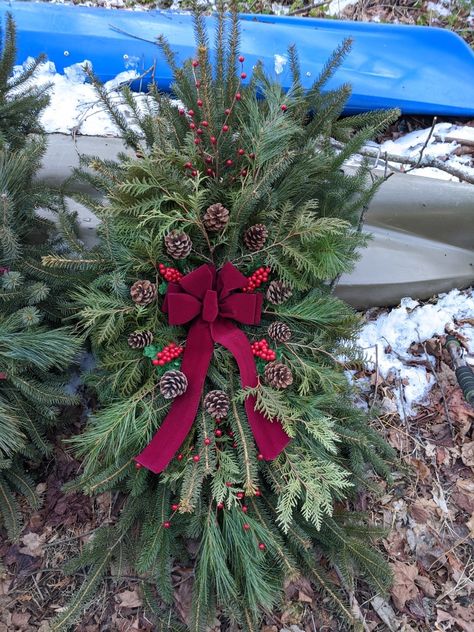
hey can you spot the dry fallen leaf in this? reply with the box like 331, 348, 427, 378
10, 612, 31, 629
19, 532, 45, 558
116, 589, 143, 609
461, 442, 474, 467
414, 575, 436, 598
390, 561, 419, 610
466, 513, 474, 539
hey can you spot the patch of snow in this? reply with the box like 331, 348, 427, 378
326, 0, 359, 16
13, 57, 142, 136
274, 54, 288, 75
427, 1, 451, 17
356, 289, 474, 415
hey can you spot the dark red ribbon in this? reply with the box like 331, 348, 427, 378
135, 262, 290, 473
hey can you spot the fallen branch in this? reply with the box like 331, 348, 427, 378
332, 139, 474, 185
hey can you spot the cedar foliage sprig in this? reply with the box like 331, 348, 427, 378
46, 2, 398, 628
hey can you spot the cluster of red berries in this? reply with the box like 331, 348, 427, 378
152, 343, 184, 367
157, 263, 183, 282
251, 339, 276, 362
242, 266, 271, 292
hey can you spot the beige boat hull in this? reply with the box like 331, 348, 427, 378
40, 134, 474, 308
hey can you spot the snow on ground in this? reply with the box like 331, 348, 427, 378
13, 57, 144, 136
355, 289, 474, 416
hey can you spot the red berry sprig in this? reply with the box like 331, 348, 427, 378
242, 266, 271, 293
251, 339, 276, 362
152, 342, 184, 366
158, 263, 183, 282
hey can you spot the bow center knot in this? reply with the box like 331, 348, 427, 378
202, 289, 219, 322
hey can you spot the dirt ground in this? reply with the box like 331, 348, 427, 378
1, 312, 473, 631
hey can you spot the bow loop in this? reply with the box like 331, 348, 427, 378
136, 262, 289, 473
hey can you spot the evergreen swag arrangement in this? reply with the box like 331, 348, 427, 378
0, 13, 81, 539
45, 5, 399, 629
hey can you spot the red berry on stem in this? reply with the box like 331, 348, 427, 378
201, 120, 209, 127
197, 128, 203, 135
206, 168, 213, 176
222, 125, 229, 132
204, 437, 211, 446
217, 502, 224, 509
152, 359, 159, 366
189, 122, 196, 130
188, 109, 195, 117
257, 453, 264, 461
258, 542, 266, 550
226, 159, 233, 167
225, 108, 231, 115
243, 523, 250, 531
210, 136, 217, 144
238, 55, 245, 62
241, 72, 247, 79
171, 503, 179, 511
205, 156, 213, 164
191, 170, 198, 176
177, 454, 184, 461
135, 462, 142, 469
163, 521, 171, 528
215, 429, 223, 437
235, 92, 242, 100
237, 148, 245, 155
195, 80, 201, 88
178, 108, 185, 116
225, 482, 233, 487
184, 161, 192, 169
197, 99, 203, 107
237, 492, 245, 500
249, 152, 255, 159
192, 60, 199, 67
255, 489, 262, 497
193, 454, 200, 463
242, 505, 248, 513
281, 104, 288, 112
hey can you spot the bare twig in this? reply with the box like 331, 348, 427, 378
406, 116, 438, 172
419, 337, 455, 441
332, 139, 474, 184
289, 1, 328, 15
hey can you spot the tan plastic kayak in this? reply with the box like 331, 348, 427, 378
40, 134, 474, 308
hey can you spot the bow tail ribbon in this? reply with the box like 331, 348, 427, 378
135, 317, 290, 474
211, 318, 290, 460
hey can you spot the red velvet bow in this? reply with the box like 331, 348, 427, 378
135, 262, 290, 473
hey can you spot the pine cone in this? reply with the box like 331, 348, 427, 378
130, 280, 157, 305
264, 362, 293, 389
244, 224, 268, 251
268, 321, 291, 343
164, 230, 193, 259
266, 280, 292, 305
128, 330, 154, 349
160, 370, 188, 399
203, 203, 230, 232
204, 390, 230, 418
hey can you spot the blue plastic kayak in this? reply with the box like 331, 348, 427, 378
2, 1, 474, 116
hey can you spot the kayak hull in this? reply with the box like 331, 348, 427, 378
39, 134, 474, 308
2, 2, 474, 116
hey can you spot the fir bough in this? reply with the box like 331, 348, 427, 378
0, 17, 81, 539
0, 12, 50, 150
47, 3, 398, 628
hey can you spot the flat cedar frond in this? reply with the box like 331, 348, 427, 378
46, 2, 398, 628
